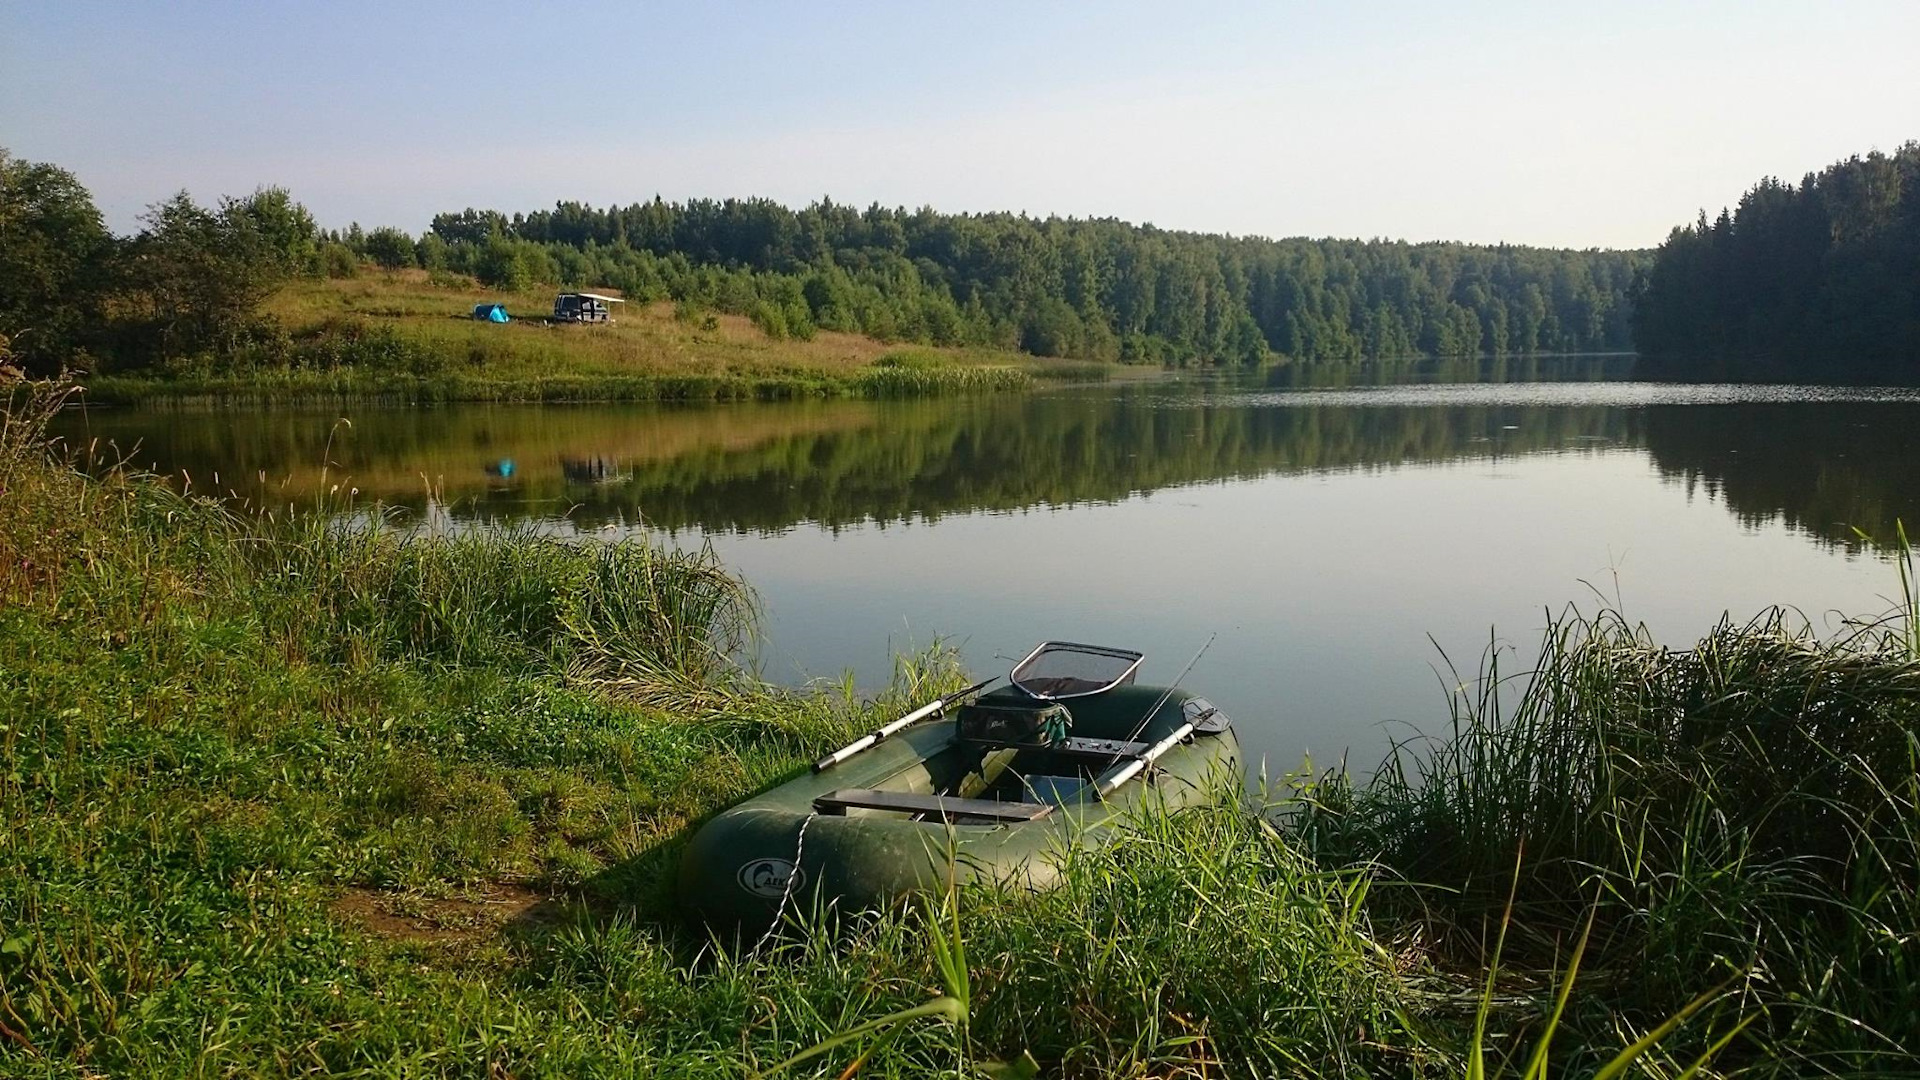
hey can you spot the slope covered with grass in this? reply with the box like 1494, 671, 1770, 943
84, 272, 1067, 406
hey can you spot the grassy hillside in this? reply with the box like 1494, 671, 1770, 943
85, 271, 1094, 405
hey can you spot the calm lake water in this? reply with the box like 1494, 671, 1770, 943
55, 365, 1920, 775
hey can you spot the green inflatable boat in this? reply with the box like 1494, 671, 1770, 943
678, 641, 1239, 927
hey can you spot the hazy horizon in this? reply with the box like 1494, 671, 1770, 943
5, 1, 1916, 250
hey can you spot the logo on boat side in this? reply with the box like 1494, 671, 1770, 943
738, 858, 804, 900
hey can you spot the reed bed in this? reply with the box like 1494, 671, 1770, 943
1315, 600, 1920, 1076
853, 363, 1032, 398
254, 511, 757, 705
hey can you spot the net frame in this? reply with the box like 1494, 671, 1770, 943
1009, 640, 1145, 700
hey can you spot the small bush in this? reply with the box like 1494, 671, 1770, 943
364, 227, 417, 270
749, 300, 788, 340
321, 242, 359, 279
782, 301, 816, 341
476, 237, 530, 290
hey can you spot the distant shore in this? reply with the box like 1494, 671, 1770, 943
74, 272, 1108, 406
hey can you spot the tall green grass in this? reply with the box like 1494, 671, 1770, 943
1319, 599, 1920, 1076
1884, 519, 1918, 657
853, 360, 1031, 398
251, 509, 756, 706
5, 413, 757, 716
958, 782, 1425, 1075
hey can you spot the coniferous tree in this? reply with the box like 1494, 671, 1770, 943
1634, 143, 1920, 381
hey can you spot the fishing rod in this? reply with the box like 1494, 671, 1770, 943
813, 675, 1000, 772
1095, 633, 1216, 796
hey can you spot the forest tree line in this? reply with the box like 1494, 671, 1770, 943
1633, 142, 1920, 381
414, 198, 1643, 364
12, 135, 1919, 382
1, 147, 1642, 376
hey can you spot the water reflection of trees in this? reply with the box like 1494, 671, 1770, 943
1643, 403, 1920, 550
55, 391, 1920, 547
564, 399, 1640, 533
58, 392, 1641, 531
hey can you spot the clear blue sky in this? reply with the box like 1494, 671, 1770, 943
4, 1, 1915, 247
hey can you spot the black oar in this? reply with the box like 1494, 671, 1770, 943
813, 675, 999, 772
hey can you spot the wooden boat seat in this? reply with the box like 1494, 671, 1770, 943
814, 788, 1057, 821
960, 735, 1150, 759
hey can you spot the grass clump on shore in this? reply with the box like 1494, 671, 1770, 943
5, 373, 1919, 1076
1315, 596, 1920, 1077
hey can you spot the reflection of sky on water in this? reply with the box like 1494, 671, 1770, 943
690, 450, 1899, 777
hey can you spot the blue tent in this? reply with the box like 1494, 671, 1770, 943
471, 303, 510, 323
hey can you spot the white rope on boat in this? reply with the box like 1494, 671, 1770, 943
750, 812, 815, 954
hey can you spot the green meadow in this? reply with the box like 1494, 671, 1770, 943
79, 271, 1067, 407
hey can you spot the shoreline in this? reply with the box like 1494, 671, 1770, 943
75, 363, 1047, 409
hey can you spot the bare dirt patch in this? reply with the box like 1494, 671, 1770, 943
330, 884, 549, 947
